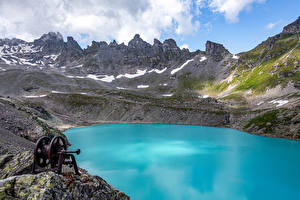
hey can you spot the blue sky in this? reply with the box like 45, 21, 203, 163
0, 0, 299, 54
166, 0, 300, 53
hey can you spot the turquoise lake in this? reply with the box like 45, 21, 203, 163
65, 124, 300, 200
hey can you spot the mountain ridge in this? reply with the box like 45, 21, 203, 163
0, 17, 299, 139
0, 15, 299, 200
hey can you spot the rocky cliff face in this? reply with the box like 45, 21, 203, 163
0, 172, 129, 200
205, 41, 230, 61
81, 34, 195, 74
0, 97, 129, 199
0, 32, 82, 68
282, 17, 300, 34
0, 16, 300, 200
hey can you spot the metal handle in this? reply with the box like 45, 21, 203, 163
60, 149, 80, 155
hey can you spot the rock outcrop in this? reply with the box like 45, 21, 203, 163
0, 31, 83, 67
81, 34, 194, 74
205, 41, 231, 61
0, 97, 130, 199
282, 16, 300, 34
0, 171, 129, 200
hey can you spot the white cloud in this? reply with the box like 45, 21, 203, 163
180, 44, 190, 50
266, 20, 282, 30
266, 22, 276, 29
208, 0, 266, 23
195, 0, 206, 15
0, 0, 200, 46
0, 0, 268, 46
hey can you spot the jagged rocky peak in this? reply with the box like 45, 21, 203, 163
163, 39, 179, 49
162, 39, 180, 53
0, 38, 26, 46
66, 36, 82, 51
33, 32, 65, 54
153, 38, 162, 46
35, 32, 64, 43
128, 34, 151, 49
99, 41, 108, 47
282, 16, 300, 34
152, 38, 163, 54
109, 40, 118, 47
205, 41, 230, 61
66, 36, 75, 43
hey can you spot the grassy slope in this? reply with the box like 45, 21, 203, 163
203, 33, 300, 99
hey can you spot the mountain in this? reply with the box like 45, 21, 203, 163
0, 17, 299, 136
0, 16, 300, 199
282, 16, 300, 34
0, 30, 239, 98
0, 32, 82, 68
204, 17, 300, 98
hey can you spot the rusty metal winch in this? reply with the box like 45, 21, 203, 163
32, 136, 81, 175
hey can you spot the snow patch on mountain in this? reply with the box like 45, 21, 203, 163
148, 67, 167, 74
232, 55, 239, 59
70, 64, 83, 69
99, 75, 115, 82
51, 91, 66, 94
23, 94, 47, 98
199, 95, 209, 98
116, 87, 127, 90
200, 56, 207, 62
171, 59, 194, 75
116, 69, 147, 79
257, 101, 264, 105
162, 93, 173, 97
137, 85, 149, 88
44, 54, 60, 61
87, 74, 115, 82
269, 99, 288, 107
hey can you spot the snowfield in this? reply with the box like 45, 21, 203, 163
200, 56, 207, 62
116, 69, 147, 79
162, 94, 173, 97
87, 74, 115, 82
148, 67, 167, 74
170, 59, 194, 75
269, 100, 289, 107
232, 54, 239, 59
137, 85, 149, 89
23, 94, 47, 98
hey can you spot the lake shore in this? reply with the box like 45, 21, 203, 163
60, 120, 300, 141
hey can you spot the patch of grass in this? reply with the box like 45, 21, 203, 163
176, 73, 214, 93
222, 93, 246, 102
182, 34, 299, 96
244, 110, 279, 133
241, 33, 299, 64
235, 70, 281, 93
292, 71, 300, 81
50, 93, 109, 107
211, 81, 231, 93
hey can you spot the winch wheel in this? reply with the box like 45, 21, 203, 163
34, 136, 51, 168
49, 136, 67, 166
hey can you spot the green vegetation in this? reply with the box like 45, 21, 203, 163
221, 93, 246, 102
234, 65, 281, 93
244, 110, 279, 133
175, 73, 214, 94
210, 80, 231, 94
51, 93, 109, 107
202, 33, 300, 97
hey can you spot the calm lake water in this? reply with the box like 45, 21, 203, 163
65, 124, 300, 200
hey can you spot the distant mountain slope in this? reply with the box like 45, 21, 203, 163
0, 30, 238, 98
201, 17, 300, 103
0, 16, 298, 140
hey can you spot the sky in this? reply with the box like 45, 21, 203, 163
0, 0, 299, 53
